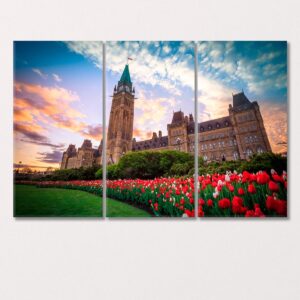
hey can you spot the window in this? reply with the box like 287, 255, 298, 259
246, 148, 253, 158
233, 151, 239, 160
257, 146, 264, 154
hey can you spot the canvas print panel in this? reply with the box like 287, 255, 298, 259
105, 41, 196, 217
14, 41, 103, 217
197, 41, 287, 218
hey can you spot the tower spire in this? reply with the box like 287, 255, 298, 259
119, 64, 132, 85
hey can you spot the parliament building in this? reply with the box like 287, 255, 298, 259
61, 64, 271, 169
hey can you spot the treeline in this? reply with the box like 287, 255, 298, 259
97, 150, 194, 180
16, 151, 287, 182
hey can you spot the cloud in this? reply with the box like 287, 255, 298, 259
66, 41, 194, 97
14, 81, 103, 167
132, 89, 181, 139
198, 41, 287, 97
198, 73, 235, 121
65, 41, 103, 69
32, 68, 47, 79
81, 124, 102, 140
20, 139, 65, 149
14, 82, 102, 143
260, 101, 288, 153
14, 123, 46, 142
52, 73, 62, 82
36, 150, 63, 164
133, 128, 152, 140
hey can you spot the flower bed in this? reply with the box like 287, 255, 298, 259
15, 169, 287, 218
198, 170, 287, 218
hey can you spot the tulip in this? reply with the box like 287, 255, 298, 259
268, 180, 279, 192
247, 184, 256, 194
238, 187, 245, 195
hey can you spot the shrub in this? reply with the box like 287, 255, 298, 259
198, 152, 287, 175
95, 167, 103, 179
107, 164, 121, 180
116, 150, 194, 179
45, 165, 100, 181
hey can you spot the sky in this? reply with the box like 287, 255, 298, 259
14, 41, 103, 170
14, 41, 287, 170
197, 41, 287, 153
106, 41, 195, 141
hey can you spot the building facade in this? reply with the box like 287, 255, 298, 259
60, 139, 102, 170
61, 64, 272, 169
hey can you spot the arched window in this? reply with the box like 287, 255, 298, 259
257, 146, 264, 154
203, 155, 208, 161
233, 151, 239, 160
246, 148, 253, 158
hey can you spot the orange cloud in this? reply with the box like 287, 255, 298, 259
14, 82, 101, 143
133, 128, 152, 141
260, 102, 288, 153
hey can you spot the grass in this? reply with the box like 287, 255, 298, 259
14, 185, 151, 217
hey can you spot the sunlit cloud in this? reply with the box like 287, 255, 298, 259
14, 82, 103, 144
260, 101, 288, 153
66, 41, 194, 97
197, 41, 287, 153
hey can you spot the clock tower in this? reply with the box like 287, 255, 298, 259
107, 64, 135, 164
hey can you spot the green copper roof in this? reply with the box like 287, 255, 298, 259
119, 64, 132, 85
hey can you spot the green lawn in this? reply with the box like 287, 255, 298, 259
14, 185, 151, 217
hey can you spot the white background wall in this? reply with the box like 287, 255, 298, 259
0, 1, 299, 299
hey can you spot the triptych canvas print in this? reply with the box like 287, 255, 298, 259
14, 41, 288, 218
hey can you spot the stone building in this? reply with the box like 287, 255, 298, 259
60, 139, 102, 169
61, 63, 272, 169
108, 64, 272, 163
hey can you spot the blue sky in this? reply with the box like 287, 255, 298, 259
197, 41, 287, 153
14, 41, 102, 169
106, 41, 195, 140
14, 41, 287, 169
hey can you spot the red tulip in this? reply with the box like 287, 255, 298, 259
247, 184, 256, 194
238, 187, 245, 195
257, 172, 270, 184
218, 198, 231, 209
207, 199, 213, 207
268, 180, 279, 192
